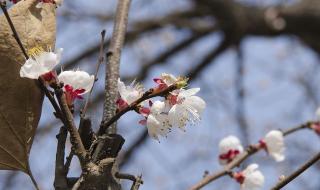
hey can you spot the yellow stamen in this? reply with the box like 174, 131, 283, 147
27, 46, 44, 57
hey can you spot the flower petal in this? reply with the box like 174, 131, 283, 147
265, 130, 285, 162
168, 105, 188, 130
219, 135, 243, 154
20, 59, 47, 79
118, 78, 127, 98
160, 73, 177, 86
183, 95, 206, 115
20, 48, 62, 79
150, 101, 166, 114
117, 78, 143, 104
146, 115, 160, 140
146, 114, 170, 141
241, 164, 265, 190
218, 135, 243, 165
178, 88, 200, 99
58, 71, 94, 94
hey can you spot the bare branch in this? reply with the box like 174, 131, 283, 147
115, 172, 143, 190
62, 9, 205, 70
234, 45, 249, 145
81, 30, 106, 118
0, 2, 28, 59
55, 88, 88, 165
98, 84, 178, 134
54, 126, 68, 190
271, 152, 320, 190
133, 29, 214, 82
187, 38, 232, 80
101, 0, 132, 134
63, 118, 95, 177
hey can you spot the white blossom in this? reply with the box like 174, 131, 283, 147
118, 79, 144, 105
58, 70, 94, 94
264, 130, 285, 162
160, 73, 178, 86
218, 136, 244, 165
20, 48, 63, 79
168, 88, 206, 130
146, 101, 171, 141
241, 164, 265, 190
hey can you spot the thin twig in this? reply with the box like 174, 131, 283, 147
0, 2, 28, 59
271, 151, 320, 190
98, 84, 178, 135
63, 151, 73, 175
115, 172, 143, 190
282, 121, 311, 136
186, 38, 231, 80
130, 175, 143, 190
64, 118, 95, 173
81, 30, 106, 117
234, 45, 249, 145
54, 126, 68, 189
189, 122, 313, 190
26, 167, 40, 190
38, 79, 64, 120
55, 88, 88, 166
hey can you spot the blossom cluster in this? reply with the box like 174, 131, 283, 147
20, 47, 94, 106
213, 101, 320, 190
117, 73, 206, 141
19, 48, 206, 141
218, 130, 285, 190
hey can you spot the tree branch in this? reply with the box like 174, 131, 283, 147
55, 88, 88, 166
271, 151, 320, 190
234, 45, 250, 145
54, 126, 68, 190
81, 30, 106, 118
133, 29, 213, 82
115, 172, 143, 190
98, 84, 178, 134
62, 9, 205, 70
186, 38, 232, 80
101, 0, 132, 134
189, 121, 313, 190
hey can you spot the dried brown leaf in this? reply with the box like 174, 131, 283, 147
0, 0, 56, 172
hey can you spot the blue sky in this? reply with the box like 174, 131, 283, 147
1, 0, 320, 189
